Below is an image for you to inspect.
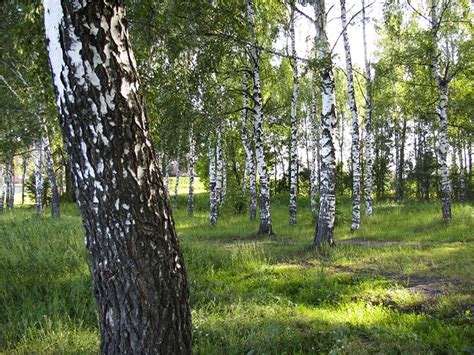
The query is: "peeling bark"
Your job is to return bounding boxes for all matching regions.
[44,1,192,353]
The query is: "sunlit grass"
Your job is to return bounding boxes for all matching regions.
[1,190,473,353]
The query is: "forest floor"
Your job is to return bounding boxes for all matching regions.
[1,188,473,353]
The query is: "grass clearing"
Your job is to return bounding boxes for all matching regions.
[1,189,473,353]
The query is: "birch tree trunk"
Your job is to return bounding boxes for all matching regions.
[188,126,195,216]
[241,70,250,195]
[44,2,192,352]
[174,136,182,210]
[458,145,465,203]
[362,0,374,216]
[340,0,361,231]
[42,126,61,218]
[310,79,319,214]
[431,0,452,223]
[289,3,299,225]
[313,0,337,247]
[247,0,272,235]
[209,137,217,225]
[215,128,224,211]
[396,119,407,201]
[21,155,28,205]
[6,160,14,211]
[0,165,5,214]
[33,139,44,215]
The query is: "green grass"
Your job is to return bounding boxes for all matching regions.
[1,185,473,353]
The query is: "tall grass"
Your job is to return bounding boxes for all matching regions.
[0,195,473,353]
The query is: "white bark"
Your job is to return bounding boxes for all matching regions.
[0,165,5,214]
[362,0,373,217]
[313,0,337,247]
[431,0,452,222]
[33,139,44,215]
[458,145,465,203]
[173,136,182,210]
[188,125,195,216]
[42,126,60,218]
[6,160,14,211]
[289,4,299,225]
[215,127,224,212]
[209,137,217,225]
[309,76,319,215]
[340,0,361,231]
[247,0,272,235]
[241,70,250,195]
[241,70,257,220]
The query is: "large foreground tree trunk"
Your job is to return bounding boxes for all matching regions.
[247,0,272,235]
[44,2,192,353]
[313,0,337,247]
[340,0,361,231]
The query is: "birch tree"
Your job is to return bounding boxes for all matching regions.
[33,139,43,215]
[43,1,192,352]
[241,69,258,220]
[5,160,14,211]
[313,0,337,247]
[0,164,5,214]
[430,0,460,222]
[209,137,218,225]
[188,125,195,216]
[42,125,60,217]
[362,0,374,216]
[340,0,361,231]
[288,2,299,225]
[246,0,273,235]
[215,127,224,211]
